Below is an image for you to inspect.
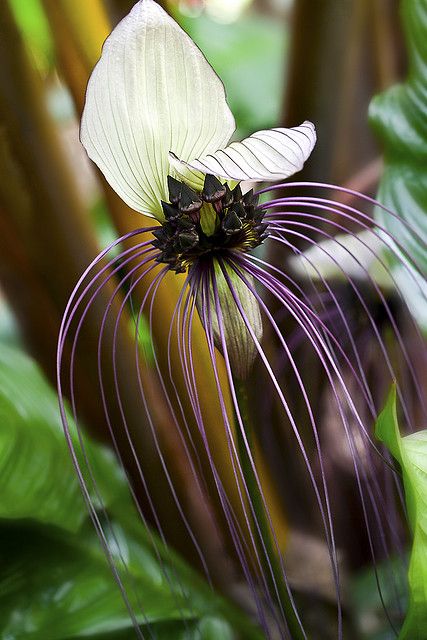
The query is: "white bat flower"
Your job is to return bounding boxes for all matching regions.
[59,4,427,638]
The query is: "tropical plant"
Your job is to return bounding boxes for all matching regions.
[0,0,426,639]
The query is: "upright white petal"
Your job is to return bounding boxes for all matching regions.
[81,0,235,218]
[172,121,316,183]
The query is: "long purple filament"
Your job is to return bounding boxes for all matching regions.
[57,182,426,638]
[234,255,400,631]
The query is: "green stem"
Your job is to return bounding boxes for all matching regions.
[235,380,305,640]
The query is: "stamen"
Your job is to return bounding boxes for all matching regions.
[178,183,203,215]
[153,174,268,272]
[167,175,182,205]
[222,208,243,234]
[202,174,226,203]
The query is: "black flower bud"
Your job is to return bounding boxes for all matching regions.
[222,209,243,235]
[178,230,199,251]
[179,183,203,214]
[202,174,227,203]
[167,175,182,205]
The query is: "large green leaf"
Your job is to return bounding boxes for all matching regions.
[0,520,241,640]
[369,0,427,330]
[0,344,124,532]
[0,344,263,638]
[375,386,427,639]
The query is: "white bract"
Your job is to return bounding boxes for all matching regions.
[81,0,316,221]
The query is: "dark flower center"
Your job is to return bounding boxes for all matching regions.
[152,174,268,273]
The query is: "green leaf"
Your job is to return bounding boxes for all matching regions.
[369,0,427,331]
[0,344,263,639]
[0,344,125,532]
[0,519,241,640]
[375,386,427,639]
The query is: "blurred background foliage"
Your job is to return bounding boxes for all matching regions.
[0,0,424,639]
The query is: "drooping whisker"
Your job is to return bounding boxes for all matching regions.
[176,271,267,605]
[221,258,343,628]
[102,259,198,632]
[155,262,273,621]
[57,230,209,635]
[116,265,215,595]
[242,249,412,593]
[202,263,293,638]
[258,181,427,253]
[252,235,412,582]
[159,271,212,485]
[186,267,276,636]
[239,242,414,565]
[213,258,350,638]
[265,219,426,426]
[244,209,426,556]
[58,240,164,636]
[226,254,406,633]
[144,273,215,518]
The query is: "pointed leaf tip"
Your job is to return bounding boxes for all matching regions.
[375,384,427,639]
[375,384,401,462]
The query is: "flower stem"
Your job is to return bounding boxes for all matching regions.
[235,380,305,640]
